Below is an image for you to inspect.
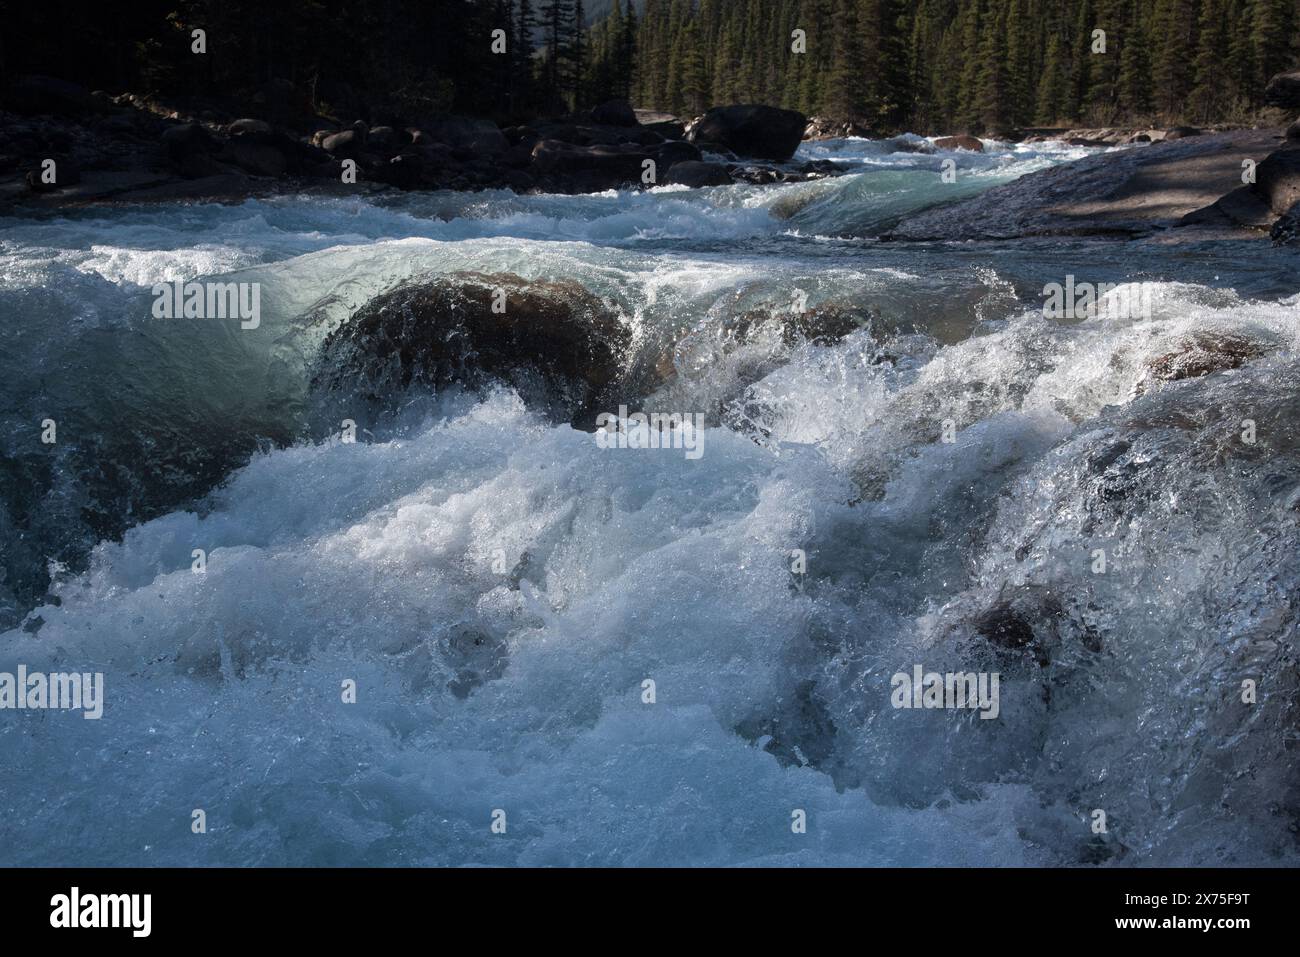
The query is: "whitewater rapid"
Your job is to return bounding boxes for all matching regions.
[1,136,1298,866]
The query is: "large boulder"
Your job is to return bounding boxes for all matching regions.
[321,126,366,158]
[530,140,646,182]
[227,118,273,137]
[664,160,733,188]
[161,122,215,162]
[687,105,807,161]
[651,140,702,169]
[1264,71,1300,110]
[219,138,287,177]
[643,119,687,141]
[366,125,409,154]
[312,273,631,425]
[416,116,508,154]
[589,100,639,127]
[1254,146,1300,215]
[528,139,705,190]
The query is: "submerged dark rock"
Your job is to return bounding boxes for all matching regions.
[804,116,875,140]
[933,134,984,152]
[973,601,1038,650]
[1136,332,1264,395]
[312,273,631,426]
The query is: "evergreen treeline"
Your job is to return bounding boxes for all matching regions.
[0,0,604,122]
[619,0,1300,132]
[2,1,1295,130]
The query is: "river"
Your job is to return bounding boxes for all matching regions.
[1,135,1298,865]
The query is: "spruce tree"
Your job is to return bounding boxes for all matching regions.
[539,0,575,110]
[956,0,985,130]
[826,0,866,120]
[1116,0,1152,119]
[1150,0,1195,120]
[1036,33,1070,124]
[1188,0,1230,122]
[974,0,1011,132]
[678,21,710,114]
[620,0,639,102]
[517,0,539,114]
[572,0,586,108]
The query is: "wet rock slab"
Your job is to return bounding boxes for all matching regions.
[886,129,1289,240]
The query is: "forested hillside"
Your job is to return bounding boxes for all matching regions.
[614,0,1300,132]
[2,1,1296,133]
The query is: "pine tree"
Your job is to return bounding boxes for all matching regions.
[1151,0,1195,120]
[712,17,739,106]
[620,0,639,102]
[798,0,833,116]
[956,0,985,130]
[826,0,866,120]
[1068,0,1095,121]
[517,0,539,114]
[677,21,710,114]
[640,0,671,109]
[1036,32,1070,124]
[1003,0,1033,128]
[863,0,912,130]
[1188,0,1230,122]
[1082,0,1121,123]
[539,0,575,110]
[974,0,1011,132]
[572,0,586,108]
[1226,0,1256,110]
[1116,0,1152,119]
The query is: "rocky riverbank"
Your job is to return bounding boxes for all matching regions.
[4,70,1299,247]
[0,76,842,210]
